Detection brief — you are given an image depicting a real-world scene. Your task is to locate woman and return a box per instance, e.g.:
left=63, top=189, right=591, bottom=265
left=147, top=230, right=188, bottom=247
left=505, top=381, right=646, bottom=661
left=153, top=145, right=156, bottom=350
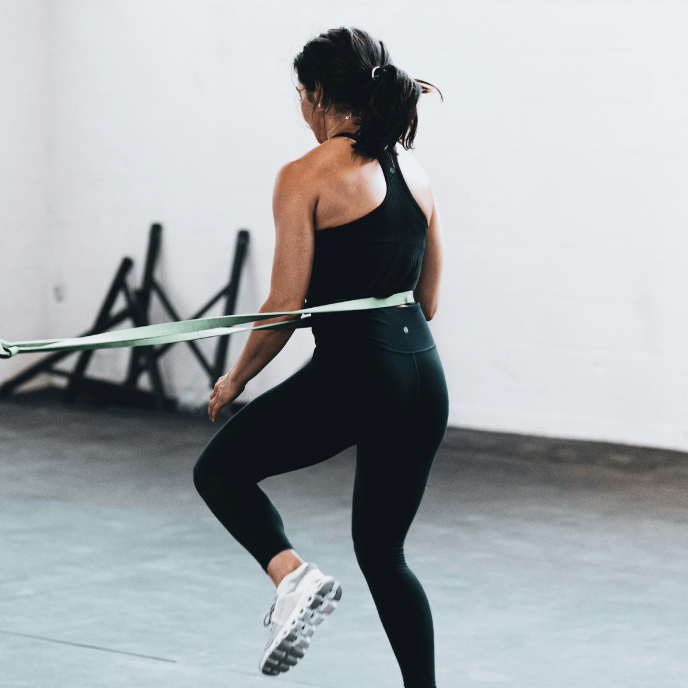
left=193, top=27, right=448, bottom=687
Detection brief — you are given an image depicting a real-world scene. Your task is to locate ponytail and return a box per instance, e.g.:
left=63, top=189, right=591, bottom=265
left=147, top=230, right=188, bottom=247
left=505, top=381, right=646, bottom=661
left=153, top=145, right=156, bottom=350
left=293, top=27, right=443, bottom=161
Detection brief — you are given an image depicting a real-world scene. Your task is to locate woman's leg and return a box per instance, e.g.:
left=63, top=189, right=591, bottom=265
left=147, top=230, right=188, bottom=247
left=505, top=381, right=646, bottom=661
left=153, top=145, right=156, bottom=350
left=266, top=548, right=306, bottom=587
left=193, top=354, right=357, bottom=574
left=352, top=346, right=449, bottom=688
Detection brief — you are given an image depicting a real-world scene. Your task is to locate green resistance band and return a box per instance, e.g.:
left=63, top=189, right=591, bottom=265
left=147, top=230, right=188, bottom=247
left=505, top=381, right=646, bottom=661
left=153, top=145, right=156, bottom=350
left=0, top=291, right=415, bottom=359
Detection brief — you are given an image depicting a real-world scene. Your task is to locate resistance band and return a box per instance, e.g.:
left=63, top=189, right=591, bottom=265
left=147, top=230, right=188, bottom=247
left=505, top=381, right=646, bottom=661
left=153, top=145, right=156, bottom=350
left=0, top=291, right=415, bottom=359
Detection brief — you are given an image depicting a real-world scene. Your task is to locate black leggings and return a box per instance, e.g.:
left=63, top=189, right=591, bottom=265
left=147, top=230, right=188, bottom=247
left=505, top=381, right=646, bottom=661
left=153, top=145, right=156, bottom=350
left=193, top=302, right=449, bottom=688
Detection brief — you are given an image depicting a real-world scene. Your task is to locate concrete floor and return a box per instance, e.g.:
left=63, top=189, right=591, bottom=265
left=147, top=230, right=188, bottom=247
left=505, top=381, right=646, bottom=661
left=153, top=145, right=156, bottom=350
left=1, top=389, right=687, bottom=688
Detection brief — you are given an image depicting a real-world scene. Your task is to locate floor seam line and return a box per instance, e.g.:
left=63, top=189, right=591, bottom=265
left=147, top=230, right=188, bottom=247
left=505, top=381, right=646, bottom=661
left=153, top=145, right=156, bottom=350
left=0, top=629, right=176, bottom=663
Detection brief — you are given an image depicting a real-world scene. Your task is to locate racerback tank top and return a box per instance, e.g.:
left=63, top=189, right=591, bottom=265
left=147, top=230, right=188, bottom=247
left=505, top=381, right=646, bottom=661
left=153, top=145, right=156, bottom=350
left=304, top=132, right=428, bottom=309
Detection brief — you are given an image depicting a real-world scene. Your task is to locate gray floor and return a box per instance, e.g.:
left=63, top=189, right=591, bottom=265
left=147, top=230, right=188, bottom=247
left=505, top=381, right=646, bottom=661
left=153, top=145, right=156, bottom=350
left=1, top=389, right=687, bottom=688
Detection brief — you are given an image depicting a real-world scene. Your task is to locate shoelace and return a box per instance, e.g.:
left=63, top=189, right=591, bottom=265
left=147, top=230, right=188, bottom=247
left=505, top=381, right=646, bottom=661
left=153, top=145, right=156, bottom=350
left=264, top=603, right=276, bottom=627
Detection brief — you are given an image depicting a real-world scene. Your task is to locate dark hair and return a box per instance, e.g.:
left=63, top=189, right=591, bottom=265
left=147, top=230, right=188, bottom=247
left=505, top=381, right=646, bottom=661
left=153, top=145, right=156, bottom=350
left=293, top=27, right=443, bottom=160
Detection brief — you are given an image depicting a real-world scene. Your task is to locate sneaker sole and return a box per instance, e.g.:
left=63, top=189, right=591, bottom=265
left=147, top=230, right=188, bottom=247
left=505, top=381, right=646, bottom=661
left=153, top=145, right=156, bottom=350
left=259, top=576, right=343, bottom=675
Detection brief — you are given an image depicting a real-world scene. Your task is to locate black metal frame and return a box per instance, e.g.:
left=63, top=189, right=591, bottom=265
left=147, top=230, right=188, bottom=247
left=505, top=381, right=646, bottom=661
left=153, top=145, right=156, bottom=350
left=0, top=225, right=250, bottom=411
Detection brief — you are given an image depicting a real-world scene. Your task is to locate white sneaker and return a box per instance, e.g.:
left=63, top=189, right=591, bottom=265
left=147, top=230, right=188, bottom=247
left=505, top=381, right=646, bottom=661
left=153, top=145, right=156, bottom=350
left=259, top=562, right=342, bottom=676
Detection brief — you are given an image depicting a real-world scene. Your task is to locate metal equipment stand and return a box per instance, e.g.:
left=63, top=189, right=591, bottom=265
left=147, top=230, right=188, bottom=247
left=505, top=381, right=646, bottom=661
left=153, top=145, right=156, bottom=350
left=0, top=225, right=251, bottom=411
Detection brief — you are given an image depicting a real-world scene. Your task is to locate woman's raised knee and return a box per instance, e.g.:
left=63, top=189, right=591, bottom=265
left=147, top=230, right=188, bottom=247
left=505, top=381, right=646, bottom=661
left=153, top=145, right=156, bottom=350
left=192, top=457, right=212, bottom=495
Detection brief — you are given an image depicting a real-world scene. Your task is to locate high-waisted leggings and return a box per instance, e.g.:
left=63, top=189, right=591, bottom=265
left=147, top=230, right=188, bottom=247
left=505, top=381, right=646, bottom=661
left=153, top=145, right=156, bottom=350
left=193, top=302, right=449, bottom=688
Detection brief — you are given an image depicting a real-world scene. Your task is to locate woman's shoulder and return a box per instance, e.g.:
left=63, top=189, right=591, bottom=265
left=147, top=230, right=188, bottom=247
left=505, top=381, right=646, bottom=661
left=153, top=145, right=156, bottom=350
left=282, top=139, right=339, bottom=181
left=284, top=138, right=431, bottom=189
left=307, top=134, right=360, bottom=166
left=293, top=135, right=400, bottom=170
left=275, top=145, right=327, bottom=193
left=280, top=137, right=359, bottom=191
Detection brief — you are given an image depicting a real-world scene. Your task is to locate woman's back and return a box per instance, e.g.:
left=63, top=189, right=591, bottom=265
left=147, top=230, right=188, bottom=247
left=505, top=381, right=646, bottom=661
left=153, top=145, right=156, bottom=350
left=302, top=133, right=429, bottom=310
left=301, top=136, right=434, bottom=231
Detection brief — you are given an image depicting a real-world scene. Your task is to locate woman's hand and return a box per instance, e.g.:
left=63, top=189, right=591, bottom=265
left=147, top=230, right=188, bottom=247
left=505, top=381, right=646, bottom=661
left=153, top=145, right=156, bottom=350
left=208, top=373, right=246, bottom=422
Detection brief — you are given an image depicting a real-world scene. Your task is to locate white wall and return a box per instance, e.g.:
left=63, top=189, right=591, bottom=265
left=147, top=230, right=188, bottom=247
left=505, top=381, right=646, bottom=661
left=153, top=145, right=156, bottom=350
left=426, top=2, right=688, bottom=452
left=1, top=1, right=686, bottom=451
left=0, top=0, right=50, bottom=390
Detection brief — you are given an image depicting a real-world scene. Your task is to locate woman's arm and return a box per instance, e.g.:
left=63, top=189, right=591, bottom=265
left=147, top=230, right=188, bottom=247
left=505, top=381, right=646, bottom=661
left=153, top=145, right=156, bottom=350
left=226, top=159, right=317, bottom=388
left=414, top=190, right=444, bottom=321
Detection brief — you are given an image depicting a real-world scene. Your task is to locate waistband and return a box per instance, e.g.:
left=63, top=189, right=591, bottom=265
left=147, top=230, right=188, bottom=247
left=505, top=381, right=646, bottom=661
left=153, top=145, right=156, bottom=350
left=310, top=301, right=436, bottom=354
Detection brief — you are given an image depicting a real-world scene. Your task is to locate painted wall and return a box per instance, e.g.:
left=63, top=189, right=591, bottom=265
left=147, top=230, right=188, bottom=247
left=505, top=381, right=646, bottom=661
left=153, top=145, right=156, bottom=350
left=1, top=1, right=686, bottom=451
left=0, top=0, right=50, bottom=391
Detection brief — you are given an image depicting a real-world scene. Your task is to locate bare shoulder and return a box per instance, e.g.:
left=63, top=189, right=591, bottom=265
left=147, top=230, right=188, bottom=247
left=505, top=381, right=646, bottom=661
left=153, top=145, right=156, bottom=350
left=282, top=138, right=432, bottom=194
left=275, top=147, right=324, bottom=194
left=295, top=136, right=347, bottom=165
left=280, top=142, right=340, bottom=190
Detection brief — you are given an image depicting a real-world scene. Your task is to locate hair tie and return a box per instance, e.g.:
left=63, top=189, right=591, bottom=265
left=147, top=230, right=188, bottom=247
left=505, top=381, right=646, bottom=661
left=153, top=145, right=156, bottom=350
left=371, top=65, right=382, bottom=79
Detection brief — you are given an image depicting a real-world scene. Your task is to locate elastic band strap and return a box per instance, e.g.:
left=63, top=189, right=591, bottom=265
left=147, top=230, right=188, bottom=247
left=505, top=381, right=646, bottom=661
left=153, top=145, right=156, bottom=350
left=0, top=291, right=415, bottom=359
